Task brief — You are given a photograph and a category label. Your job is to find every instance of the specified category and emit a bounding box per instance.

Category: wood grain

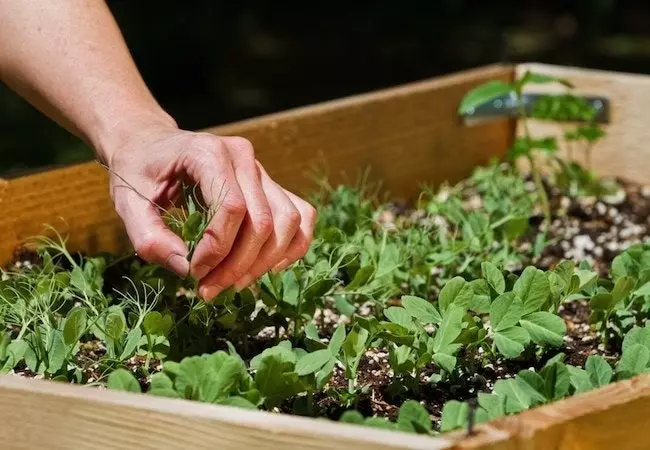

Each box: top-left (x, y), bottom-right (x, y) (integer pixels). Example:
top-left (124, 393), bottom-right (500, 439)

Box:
top-left (516, 63), bottom-right (650, 184)
top-left (0, 64), bottom-right (513, 266)
top-left (0, 376), bottom-right (448, 450)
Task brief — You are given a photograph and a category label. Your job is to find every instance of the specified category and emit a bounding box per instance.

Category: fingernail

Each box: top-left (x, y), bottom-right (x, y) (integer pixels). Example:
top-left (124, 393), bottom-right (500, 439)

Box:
top-left (199, 284), bottom-right (223, 301)
top-left (192, 263), bottom-right (213, 280)
top-left (234, 273), bottom-right (254, 292)
top-left (271, 258), bottom-right (290, 273)
top-left (168, 254), bottom-right (190, 276)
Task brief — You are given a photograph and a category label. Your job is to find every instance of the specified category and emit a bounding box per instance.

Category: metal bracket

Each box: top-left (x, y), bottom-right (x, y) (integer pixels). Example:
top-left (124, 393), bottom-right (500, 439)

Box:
top-left (461, 93), bottom-right (610, 126)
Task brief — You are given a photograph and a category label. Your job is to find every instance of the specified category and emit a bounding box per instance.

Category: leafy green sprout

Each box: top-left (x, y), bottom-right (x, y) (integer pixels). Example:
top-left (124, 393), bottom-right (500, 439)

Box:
top-left (102, 164), bottom-right (224, 262)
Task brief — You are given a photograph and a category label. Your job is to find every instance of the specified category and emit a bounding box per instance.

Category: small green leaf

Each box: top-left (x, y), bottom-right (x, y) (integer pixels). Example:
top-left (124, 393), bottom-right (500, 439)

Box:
top-left (143, 311), bottom-right (174, 337)
top-left (108, 368), bottom-right (141, 393)
top-left (345, 266), bottom-right (374, 291)
top-left (481, 262), bottom-right (505, 294)
top-left (566, 366), bottom-right (594, 394)
top-left (119, 328), bottom-right (142, 360)
top-left (105, 312), bottom-right (126, 341)
top-left (520, 312), bottom-right (566, 347)
top-left (490, 292), bottom-right (524, 332)
top-left (384, 307), bottom-right (414, 330)
top-left (478, 393), bottom-right (506, 419)
top-left (63, 307), bottom-right (87, 346)
top-left (295, 349), bottom-right (332, 376)
top-left (440, 400), bottom-right (469, 432)
top-left (401, 295), bottom-right (441, 324)
top-left (396, 400), bottom-right (432, 434)
top-left (328, 325), bottom-right (346, 355)
top-left (494, 326), bottom-right (530, 359)
top-left (281, 270), bottom-right (300, 306)
top-left (339, 410), bottom-right (364, 424)
top-left (458, 80), bottom-right (513, 115)
top-left (182, 212), bottom-right (204, 243)
top-left (438, 277), bottom-right (473, 312)
top-left (514, 267), bottom-right (550, 315)
top-left (585, 355), bottom-right (613, 387)
top-left (517, 71), bottom-right (574, 89)
top-left (617, 343), bottom-right (650, 378)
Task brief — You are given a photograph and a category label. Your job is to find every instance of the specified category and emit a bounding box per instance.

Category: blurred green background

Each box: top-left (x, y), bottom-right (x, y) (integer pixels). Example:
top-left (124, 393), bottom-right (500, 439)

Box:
top-left (2, 0), bottom-right (650, 176)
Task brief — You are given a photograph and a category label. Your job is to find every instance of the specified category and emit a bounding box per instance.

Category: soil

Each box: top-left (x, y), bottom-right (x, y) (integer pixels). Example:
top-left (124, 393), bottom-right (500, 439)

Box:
top-left (4, 175), bottom-right (649, 427)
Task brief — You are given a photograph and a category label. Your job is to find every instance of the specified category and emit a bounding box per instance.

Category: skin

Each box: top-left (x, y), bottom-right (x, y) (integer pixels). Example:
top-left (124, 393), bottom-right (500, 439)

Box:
top-left (0, 0), bottom-right (316, 300)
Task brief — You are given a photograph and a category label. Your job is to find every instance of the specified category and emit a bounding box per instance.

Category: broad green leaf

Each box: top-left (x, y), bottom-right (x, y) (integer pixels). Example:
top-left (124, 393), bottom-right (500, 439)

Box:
top-left (105, 311), bottom-right (126, 341)
top-left (481, 262), bottom-right (505, 294)
top-left (46, 330), bottom-right (67, 373)
top-left (517, 370), bottom-right (545, 397)
top-left (182, 212), bottom-right (203, 242)
top-left (478, 393), bottom-right (506, 419)
top-left (622, 325), bottom-right (650, 353)
top-left (334, 295), bottom-right (356, 316)
top-left (539, 362), bottom-right (570, 400)
top-left (432, 305), bottom-right (464, 353)
top-left (339, 410), bottom-right (364, 424)
top-left (617, 343), bottom-right (650, 378)
top-left (119, 328), bottom-right (142, 360)
top-left (219, 396), bottom-right (257, 409)
top-left (107, 368), bottom-right (141, 393)
top-left (384, 307), bottom-right (414, 330)
top-left (493, 377), bottom-right (545, 414)
top-left (611, 276), bottom-right (636, 304)
top-left (0, 340), bottom-right (28, 374)
top-left (438, 277), bottom-right (473, 312)
top-left (143, 311), bottom-right (174, 337)
top-left (396, 400), bottom-right (432, 434)
top-left (590, 292), bottom-right (614, 311)
top-left (345, 266), bottom-right (375, 291)
top-left (458, 80), bottom-right (513, 115)
top-left (256, 354), bottom-right (303, 407)
top-left (175, 356), bottom-right (205, 399)
top-left (517, 71), bottom-right (573, 89)
top-left (489, 292), bottom-right (524, 332)
top-left (63, 307), bottom-right (87, 346)
top-left (514, 267), bottom-right (550, 315)
top-left (440, 400), bottom-right (469, 432)
top-left (494, 326), bottom-right (530, 359)
top-left (520, 312), bottom-right (566, 347)
top-left (199, 353), bottom-right (245, 403)
top-left (432, 352), bottom-right (457, 373)
top-left (149, 372), bottom-right (174, 391)
top-left (401, 295), bottom-right (441, 325)
top-left (281, 270), bottom-right (300, 306)
top-left (566, 366), bottom-right (594, 394)
top-left (328, 325), bottom-right (346, 355)
top-left (0, 333), bottom-right (10, 361)
top-left (316, 357), bottom-right (335, 390)
top-left (585, 355), bottom-right (612, 387)
top-left (633, 281), bottom-right (650, 298)
top-left (295, 349), bottom-right (332, 376)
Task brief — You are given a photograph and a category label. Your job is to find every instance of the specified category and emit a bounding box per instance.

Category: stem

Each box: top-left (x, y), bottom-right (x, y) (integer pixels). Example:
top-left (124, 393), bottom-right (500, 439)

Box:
top-left (307, 390), bottom-right (314, 416)
top-left (527, 155), bottom-right (551, 230)
top-left (145, 333), bottom-right (152, 371)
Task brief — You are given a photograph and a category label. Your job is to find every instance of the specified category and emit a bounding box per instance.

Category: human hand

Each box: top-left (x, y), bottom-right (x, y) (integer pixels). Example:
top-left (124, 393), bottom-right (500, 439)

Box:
top-left (105, 124), bottom-right (317, 300)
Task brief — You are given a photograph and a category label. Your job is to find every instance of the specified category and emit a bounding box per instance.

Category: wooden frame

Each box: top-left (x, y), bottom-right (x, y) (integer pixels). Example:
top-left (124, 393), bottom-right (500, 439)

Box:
top-left (1, 63), bottom-right (649, 449)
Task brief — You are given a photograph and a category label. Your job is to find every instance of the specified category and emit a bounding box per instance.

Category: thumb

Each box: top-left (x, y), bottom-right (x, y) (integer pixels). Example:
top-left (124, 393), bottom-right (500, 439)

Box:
top-left (115, 189), bottom-right (190, 276)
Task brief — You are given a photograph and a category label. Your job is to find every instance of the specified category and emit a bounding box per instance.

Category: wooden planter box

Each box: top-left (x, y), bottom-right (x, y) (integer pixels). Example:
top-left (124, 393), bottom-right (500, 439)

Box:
top-left (2, 63), bottom-right (650, 450)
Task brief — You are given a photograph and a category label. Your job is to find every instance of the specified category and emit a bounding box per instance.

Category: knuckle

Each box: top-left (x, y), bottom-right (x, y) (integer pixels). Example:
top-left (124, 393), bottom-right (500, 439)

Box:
top-left (229, 136), bottom-right (255, 154)
top-left (202, 233), bottom-right (229, 262)
top-left (294, 236), bottom-right (311, 258)
top-left (284, 207), bottom-right (302, 230)
top-left (253, 212), bottom-right (274, 238)
top-left (304, 204), bottom-right (318, 224)
top-left (222, 196), bottom-right (247, 217)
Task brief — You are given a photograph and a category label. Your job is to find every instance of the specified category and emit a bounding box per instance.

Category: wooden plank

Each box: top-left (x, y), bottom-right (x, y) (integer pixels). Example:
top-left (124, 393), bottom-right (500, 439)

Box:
top-left (0, 375), bottom-right (449, 450)
top-left (0, 64), bottom-right (514, 266)
top-left (456, 372), bottom-right (650, 450)
top-left (516, 63), bottom-right (650, 184)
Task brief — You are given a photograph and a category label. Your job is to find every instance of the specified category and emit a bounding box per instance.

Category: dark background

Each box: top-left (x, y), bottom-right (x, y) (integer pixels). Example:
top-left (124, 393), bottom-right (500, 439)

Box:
top-left (2, 0), bottom-right (650, 175)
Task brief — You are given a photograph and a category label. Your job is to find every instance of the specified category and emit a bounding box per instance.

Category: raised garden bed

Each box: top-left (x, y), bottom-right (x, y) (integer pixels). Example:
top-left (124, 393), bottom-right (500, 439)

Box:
top-left (2, 63), bottom-right (650, 450)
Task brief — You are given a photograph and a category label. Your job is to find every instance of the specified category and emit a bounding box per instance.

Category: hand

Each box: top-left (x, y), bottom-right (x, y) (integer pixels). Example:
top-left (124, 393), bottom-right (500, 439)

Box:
top-left (106, 124), bottom-right (317, 300)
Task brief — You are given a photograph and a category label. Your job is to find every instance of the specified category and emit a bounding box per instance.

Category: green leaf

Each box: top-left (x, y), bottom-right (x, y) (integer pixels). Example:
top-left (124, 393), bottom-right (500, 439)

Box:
top-left (328, 325), bottom-right (346, 355)
top-left (458, 80), bottom-right (513, 115)
top-left (143, 311), bottom-right (174, 337)
top-left (440, 400), bottom-right (469, 432)
top-left (481, 262), bottom-right (505, 294)
top-left (566, 366), bottom-right (594, 394)
top-left (345, 266), bottom-right (375, 291)
top-left (611, 276), bottom-right (636, 304)
top-left (281, 271), bottom-right (300, 306)
top-left (617, 343), bottom-right (650, 378)
top-left (334, 295), bottom-right (356, 316)
top-left (494, 326), bottom-right (530, 359)
top-left (256, 354), bottom-right (303, 407)
top-left (432, 305), bottom-right (464, 353)
top-left (295, 349), bottom-right (332, 376)
top-left (585, 355), bottom-right (612, 387)
top-left (622, 325), bottom-right (650, 354)
top-left (107, 368), bottom-right (141, 393)
top-left (219, 396), bottom-right (257, 409)
top-left (514, 267), bottom-right (550, 315)
top-left (63, 307), bottom-right (87, 346)
top-left (340, 410), bottom-right (364, 424)
top-left (0, 340), bottom-right (28, 374)
top-left (401, 295), bottom-right (441, 325)
top-left (432, 352), bottom-right (457, 373)
top-left (182, 212), bottom-right (204, 242)
top-left (493, 377), bottom-right (545, 414)
top-left (478, 393), bottom-right (506, 419)
top-left (396, 400), bottom-right (432, 434)
top-left (490, 292), bottom-right (524, 332)
top-left (517, 71), bottom-right (573, 89)
top-left (105, 311), bottom-right (126, 341)
top-left (384, 307), bottom-right (414, 330)
top-left (438, 277), bottom-right (473, 313)
top-left (539, 362), bottom-right (570, 400)
top-left (119, 328), bottom-right (142, 360)
top-left (590, 293), bottom-right (614, 311)
top-left (520, 312), bottom-right (566, 347)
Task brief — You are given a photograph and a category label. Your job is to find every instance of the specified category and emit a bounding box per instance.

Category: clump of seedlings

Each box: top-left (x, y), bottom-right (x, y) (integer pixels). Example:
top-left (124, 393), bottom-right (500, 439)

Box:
top-left (2, 72), bottom-right (650, 436)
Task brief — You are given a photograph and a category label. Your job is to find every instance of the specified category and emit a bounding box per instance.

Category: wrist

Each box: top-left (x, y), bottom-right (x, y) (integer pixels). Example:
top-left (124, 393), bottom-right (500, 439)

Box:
top-left (90, 107), bottom-right (178, 167)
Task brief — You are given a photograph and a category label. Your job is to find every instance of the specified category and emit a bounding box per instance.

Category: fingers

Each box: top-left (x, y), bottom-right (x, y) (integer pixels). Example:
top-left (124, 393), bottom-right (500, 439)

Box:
top-left (114, 189), bottom-right (190, 276)
top-left (195, 138), bottom-right (273, 300)
top-left (231, 168), bottom-right (317, 292)
top-left (185, 134), bottom-right (247, 280)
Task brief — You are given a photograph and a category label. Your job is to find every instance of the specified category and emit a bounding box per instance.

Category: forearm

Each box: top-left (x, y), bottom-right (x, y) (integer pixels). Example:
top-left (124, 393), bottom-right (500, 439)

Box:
top-left (0, 0), bottom-right (176, 164)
